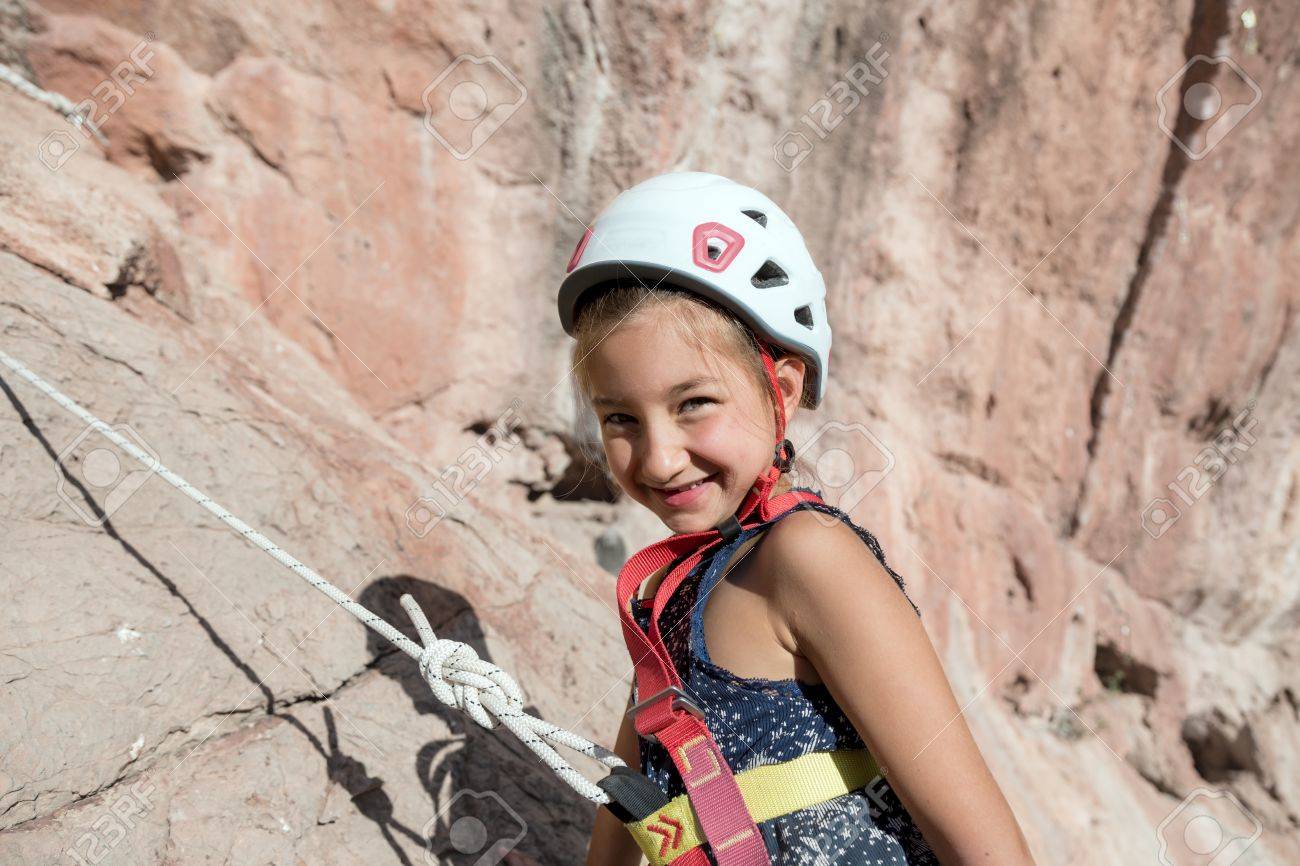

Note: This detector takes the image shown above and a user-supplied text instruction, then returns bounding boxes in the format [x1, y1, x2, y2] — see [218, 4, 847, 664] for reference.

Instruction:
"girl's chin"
[656, 502, 714, 533]
[665, 519, 712, 537]
[658, 491, 746, 534]
[663, 512, 710, 531]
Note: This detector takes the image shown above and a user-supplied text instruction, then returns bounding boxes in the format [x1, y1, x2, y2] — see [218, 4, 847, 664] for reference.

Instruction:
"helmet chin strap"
[714, 341, 795, 536]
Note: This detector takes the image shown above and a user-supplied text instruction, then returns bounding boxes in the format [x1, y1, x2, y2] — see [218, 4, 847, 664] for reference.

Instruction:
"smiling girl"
[557, 172, 1034, 865]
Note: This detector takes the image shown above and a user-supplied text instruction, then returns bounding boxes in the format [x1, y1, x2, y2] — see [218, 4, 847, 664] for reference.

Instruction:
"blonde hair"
[568, 278, 802, 496]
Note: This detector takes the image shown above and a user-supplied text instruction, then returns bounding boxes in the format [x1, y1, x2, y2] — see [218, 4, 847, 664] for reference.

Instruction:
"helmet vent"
[692, 222, 745, 272]
[751, 259, 789, 289]
[794, 305, 814, 329]
[742, 209, 768, 228]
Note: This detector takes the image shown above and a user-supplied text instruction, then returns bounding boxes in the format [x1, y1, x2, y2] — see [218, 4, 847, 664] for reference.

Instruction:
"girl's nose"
[639, 421, 689, 486]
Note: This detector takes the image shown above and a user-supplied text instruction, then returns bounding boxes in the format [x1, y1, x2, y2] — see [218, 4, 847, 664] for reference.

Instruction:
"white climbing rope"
[0, 63, 110, 146]
[0, 347, 624, 803]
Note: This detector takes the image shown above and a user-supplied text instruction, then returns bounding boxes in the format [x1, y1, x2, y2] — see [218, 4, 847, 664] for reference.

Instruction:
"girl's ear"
[774, 356, 806, 421]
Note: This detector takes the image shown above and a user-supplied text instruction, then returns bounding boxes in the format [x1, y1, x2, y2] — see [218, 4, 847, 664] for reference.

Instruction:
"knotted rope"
[0, 347, 624, 803]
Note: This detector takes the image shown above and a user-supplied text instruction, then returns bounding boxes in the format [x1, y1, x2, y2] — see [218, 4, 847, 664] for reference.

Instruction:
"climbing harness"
[622, 749, 880, 866]
[0, 348, 622, 804]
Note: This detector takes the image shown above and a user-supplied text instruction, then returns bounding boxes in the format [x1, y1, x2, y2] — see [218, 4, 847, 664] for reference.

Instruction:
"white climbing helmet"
[557, 170, 832, 408]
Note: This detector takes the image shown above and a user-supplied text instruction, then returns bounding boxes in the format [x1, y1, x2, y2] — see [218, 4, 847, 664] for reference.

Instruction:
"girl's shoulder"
[758, 506, 867, 574]
[752, 498, 922, 619]
[759, 494, 873, 556]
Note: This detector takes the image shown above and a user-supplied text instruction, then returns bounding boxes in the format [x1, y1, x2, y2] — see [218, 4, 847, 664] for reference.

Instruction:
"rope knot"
[400, 595, 524, 730]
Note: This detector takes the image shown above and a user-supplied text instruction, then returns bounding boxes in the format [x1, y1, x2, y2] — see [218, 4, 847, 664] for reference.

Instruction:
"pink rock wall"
[0, 0, 1297, 863]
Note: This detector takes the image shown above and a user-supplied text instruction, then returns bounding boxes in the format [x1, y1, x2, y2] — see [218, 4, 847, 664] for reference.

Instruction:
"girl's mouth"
[653, 473, 718, 509]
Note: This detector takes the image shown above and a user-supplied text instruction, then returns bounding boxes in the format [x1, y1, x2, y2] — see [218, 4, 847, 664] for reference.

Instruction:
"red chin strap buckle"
[773, 438, 795, 473]
[714, 514, 742, 543]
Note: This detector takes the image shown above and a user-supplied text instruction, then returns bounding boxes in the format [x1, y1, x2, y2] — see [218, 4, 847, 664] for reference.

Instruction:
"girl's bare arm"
[584, 688, 648, 866]
[767, 513, 1036, 865]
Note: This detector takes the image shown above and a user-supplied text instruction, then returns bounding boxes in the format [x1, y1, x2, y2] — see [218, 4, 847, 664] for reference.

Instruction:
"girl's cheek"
[603, 437, 633, 476]
[695, 413, 750, 453]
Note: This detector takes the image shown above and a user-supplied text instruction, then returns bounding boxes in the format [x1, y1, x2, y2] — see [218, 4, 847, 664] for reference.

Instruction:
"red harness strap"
[614, 346, 825, 865]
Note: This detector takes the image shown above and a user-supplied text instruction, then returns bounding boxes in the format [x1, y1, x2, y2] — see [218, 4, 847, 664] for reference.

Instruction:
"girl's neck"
[637, 472, 795, 602]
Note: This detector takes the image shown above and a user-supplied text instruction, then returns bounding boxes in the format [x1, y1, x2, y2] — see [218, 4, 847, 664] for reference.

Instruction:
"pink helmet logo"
[692, 223, 744, 272]
[567, 227, 593, 273]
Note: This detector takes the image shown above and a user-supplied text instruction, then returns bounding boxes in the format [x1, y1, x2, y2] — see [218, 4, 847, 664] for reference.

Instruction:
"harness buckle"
[626, 685, 705, 743]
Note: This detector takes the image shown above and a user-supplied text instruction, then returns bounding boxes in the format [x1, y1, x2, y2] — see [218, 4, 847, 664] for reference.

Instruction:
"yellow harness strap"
[625, 748, 880, 865]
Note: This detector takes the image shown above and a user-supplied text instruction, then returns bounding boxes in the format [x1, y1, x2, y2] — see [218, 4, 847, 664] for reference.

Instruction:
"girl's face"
[585, 316, 800, 535]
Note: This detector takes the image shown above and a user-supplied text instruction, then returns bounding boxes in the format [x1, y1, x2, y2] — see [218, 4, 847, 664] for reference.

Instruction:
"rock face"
[0, 1, 1297, 864]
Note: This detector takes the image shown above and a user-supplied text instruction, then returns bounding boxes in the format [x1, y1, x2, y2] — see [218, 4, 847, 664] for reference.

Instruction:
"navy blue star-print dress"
[630, 491, 940, 865]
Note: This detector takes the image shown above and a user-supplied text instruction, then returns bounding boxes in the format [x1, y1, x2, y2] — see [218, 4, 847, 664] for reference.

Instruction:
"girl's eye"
[602, 397, 714, 427]
[680, 396, 713, 412]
